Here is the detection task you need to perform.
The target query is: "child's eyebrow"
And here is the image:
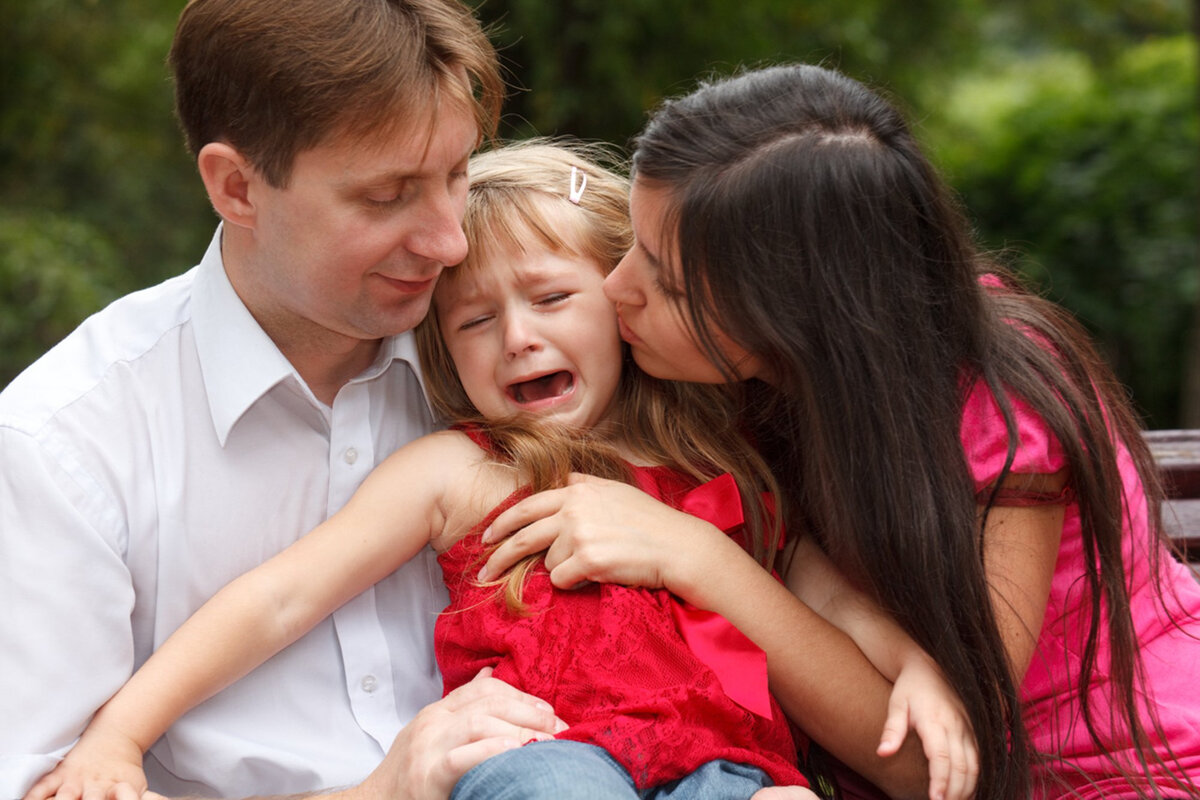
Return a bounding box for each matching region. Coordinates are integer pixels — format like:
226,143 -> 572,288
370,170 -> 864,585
519,266 -> 566,284
446,288 -> 484,305
434,277 -> 486,310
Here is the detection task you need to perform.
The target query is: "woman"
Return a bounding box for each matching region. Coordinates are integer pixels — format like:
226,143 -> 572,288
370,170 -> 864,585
479,64 -> 1200,799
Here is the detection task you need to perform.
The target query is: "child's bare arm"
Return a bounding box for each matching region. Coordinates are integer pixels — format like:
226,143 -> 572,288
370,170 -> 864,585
784,535 -> 921,679
785,535 -> 977,800
22,431 -> 475,800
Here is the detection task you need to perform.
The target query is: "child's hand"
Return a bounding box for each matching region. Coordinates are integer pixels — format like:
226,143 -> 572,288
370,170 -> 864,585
22,725 -> 147,800
877,655 -> 978,800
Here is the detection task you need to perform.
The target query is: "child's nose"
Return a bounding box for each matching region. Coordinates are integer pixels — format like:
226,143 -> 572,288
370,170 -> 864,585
503,313 -> 541,359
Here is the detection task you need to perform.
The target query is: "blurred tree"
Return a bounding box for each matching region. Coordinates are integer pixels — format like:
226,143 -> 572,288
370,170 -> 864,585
474,0 -> 989,145
1,0 -> 1196,428
0,0 -> 212,385
982,0 -> 1188,64
0,210 -> 123,381
925,37 -> 1198,427
1182,0 -> 1200,426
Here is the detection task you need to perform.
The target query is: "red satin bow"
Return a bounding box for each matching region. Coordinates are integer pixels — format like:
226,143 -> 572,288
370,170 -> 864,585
671,473 -> 774,719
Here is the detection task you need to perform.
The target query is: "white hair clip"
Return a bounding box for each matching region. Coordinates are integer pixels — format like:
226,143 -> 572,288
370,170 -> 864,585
568,166 -> 587,205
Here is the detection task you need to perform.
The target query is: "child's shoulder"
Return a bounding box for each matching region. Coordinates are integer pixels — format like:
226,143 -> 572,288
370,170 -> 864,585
410,428 -> 525,549
361,429 -> 491,492
392,427 -> 493,469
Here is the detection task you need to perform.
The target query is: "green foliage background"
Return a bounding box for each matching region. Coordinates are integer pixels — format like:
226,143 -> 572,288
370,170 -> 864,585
2,0 -> 1196,426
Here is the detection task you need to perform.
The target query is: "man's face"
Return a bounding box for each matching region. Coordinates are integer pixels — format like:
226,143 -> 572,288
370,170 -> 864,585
232,101 -> 479,353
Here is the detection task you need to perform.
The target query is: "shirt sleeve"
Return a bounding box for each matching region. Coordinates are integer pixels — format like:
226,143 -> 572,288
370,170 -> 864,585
0,425 -> 137,799
960,378 -> 1070,506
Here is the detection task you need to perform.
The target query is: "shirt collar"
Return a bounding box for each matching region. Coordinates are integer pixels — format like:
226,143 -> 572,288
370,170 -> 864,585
191,225 -> 429,445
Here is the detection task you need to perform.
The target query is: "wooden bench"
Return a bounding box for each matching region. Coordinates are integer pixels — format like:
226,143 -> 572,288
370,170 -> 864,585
1144,429 -> 1200,564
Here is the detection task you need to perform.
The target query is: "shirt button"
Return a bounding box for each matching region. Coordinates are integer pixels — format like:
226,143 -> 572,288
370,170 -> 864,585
360,675 -> 377,693
343,447 -> 358,465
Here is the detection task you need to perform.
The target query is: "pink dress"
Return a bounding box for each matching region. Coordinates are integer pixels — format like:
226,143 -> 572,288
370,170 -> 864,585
962,380 -> 1200,798
433,429 -> 809,790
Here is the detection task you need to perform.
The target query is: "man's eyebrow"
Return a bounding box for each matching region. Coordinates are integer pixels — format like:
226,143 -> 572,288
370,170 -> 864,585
419,135 -> 474,176
354,172 -> 407,188
346,142 -> 474,190
334,169 -> 406,193
456,139 -> 476,167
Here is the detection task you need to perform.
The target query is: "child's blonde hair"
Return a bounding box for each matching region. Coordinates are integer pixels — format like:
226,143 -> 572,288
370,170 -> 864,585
416,138 -> 783,612
418,138 -> 633,421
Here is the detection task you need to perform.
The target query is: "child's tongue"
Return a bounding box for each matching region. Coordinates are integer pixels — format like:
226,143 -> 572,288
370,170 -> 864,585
511,371 -> 573,404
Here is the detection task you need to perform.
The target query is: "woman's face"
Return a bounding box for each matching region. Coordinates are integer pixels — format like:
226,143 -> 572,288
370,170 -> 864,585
603,178 -> 767,384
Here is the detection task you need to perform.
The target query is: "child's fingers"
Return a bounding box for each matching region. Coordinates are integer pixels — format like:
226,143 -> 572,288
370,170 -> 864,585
52,781 -> 82,800
922,732 -> 952,800
921,722 -> 979,800
944,729 -> 979,800
936,733 -> 964,800
104,783 -> 143,800
945,750 -> 968,800
876,696 -> 910,757
913,712 -> 971,800
924,718 -> 976,800
21,771 -> 63,800
953,749 -> 974,800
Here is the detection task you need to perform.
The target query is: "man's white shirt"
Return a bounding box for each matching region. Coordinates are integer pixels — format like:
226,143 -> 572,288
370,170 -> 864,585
0,227 -> 447,798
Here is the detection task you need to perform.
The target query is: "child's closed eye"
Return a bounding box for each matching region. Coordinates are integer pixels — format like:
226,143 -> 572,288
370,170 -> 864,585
458,313 -> 494,331
534,292 -> 571,308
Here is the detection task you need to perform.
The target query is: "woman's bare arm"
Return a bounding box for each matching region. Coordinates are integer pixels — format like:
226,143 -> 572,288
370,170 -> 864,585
480,474 -> 940,799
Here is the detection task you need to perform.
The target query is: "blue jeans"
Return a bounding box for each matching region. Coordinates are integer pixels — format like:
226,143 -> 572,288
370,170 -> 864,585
450,740 -> 776,800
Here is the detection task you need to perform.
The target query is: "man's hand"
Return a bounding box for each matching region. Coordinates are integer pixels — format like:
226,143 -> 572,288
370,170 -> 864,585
351,668 -> 566,800
41,672 -> 562,800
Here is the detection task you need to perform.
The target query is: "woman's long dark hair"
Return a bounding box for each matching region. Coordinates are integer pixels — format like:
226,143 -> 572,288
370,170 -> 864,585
631,63 -> 1189,798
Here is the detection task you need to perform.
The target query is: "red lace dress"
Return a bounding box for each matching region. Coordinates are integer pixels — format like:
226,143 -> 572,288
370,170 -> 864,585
433,431 -> 808,790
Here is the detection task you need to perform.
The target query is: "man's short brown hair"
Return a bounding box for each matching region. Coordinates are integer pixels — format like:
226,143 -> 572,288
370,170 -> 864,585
169,0 -> 503,187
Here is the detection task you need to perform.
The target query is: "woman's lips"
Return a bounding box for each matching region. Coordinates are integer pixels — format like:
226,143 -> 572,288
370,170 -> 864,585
617,314 -> 641,345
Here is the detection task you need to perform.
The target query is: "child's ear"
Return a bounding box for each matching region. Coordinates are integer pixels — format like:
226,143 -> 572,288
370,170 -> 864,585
197,142 -> 260,230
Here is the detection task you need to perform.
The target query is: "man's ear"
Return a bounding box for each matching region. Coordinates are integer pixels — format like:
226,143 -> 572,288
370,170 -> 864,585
197,142 -> 260,229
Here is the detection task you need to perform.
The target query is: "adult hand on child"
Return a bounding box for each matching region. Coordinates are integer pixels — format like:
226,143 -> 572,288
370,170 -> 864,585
877,655 -> 978,800
478,474 -> 733,598
25,669 -> 564,800
351,668 -> 566,800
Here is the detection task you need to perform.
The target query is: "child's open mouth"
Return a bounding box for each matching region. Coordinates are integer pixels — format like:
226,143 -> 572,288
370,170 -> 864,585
507,371 -> 575,405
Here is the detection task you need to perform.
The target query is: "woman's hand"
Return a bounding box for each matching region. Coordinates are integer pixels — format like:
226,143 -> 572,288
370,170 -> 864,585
21,724 -> 147,800
478,473 -> 733,599
878,654 -> 978,800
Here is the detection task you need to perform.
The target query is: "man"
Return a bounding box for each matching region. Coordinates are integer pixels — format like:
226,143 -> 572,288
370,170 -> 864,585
0,2 -> 560,798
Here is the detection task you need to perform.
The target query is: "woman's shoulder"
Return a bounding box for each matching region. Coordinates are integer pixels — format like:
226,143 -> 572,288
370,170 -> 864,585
960,376 -> 1068,487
